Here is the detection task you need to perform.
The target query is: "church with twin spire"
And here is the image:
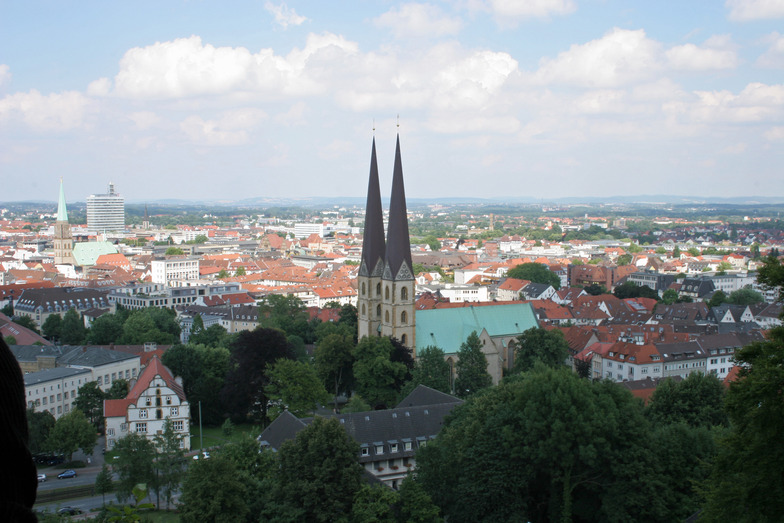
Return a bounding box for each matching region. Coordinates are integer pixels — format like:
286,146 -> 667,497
357,134 -> 416,354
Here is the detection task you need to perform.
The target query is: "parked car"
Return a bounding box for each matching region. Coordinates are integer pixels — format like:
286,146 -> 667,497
57,469 -> 77,479
57,507 -> 82,515
192,451 -> 210,460
37,473 -> 46,482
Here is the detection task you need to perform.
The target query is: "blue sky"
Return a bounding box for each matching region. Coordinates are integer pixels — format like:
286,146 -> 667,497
1,1 -> 783,203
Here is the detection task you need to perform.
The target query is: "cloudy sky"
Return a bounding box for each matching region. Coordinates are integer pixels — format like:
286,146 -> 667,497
1,1 -> 783,203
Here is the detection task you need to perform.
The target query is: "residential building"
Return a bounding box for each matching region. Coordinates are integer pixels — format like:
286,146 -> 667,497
258,385 -> 462,489
151,257 -> 200,284
24,367 -> 92,419
14,287 -> 110,327
104,356 -> 191,450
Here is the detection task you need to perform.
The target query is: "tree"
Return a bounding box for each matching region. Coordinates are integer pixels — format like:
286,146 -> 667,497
351,484 -> 398,522
165,247 -> 184,255
189,323 -> 229,348
582,283 -> 607,296
389,337 -> 416,390
14,314 -> 40,334
353,336 -> 407,408
716,261 -> 733,274
672,245 -> 681,258
646,372 -> 727,428
264,359 -> 330,419
707,290 -> 728,308
234,266 -> 246,276
222,327 -> 294,422
153,420 -> 186,510
616,254 -> 632,266
106,379 -> 129,399
275,417 -> 363,522
662,288 -> 679,305
219,435 -> 279,520
506,263 -> 560,290
217,269 -> 229,279
415,366 -> 669,523
315,332 -> 355,411
119,308 -> 180,345
191,314 -> 204,335
342,395 -> 372,413
612,281 -> 658,300
113,433 -> 156,503
74,381 -> 106,430
454,331 -> 492,398
3,335 -> 16,345
60,308 -> 86,345
727,287 -> 764,306
46,409 -> 96,462
258,294 -> 316,343
163,343 -> 230,426
403,346 -> 451,395
512,327 -> 569,374
86,313 -> 124,344
95,463 -> 113,507
396,476 -> 442,523
41,314 -> 62,341
27,409 -> 56,454
180,456 -> 250,523
687,247 -> 701,257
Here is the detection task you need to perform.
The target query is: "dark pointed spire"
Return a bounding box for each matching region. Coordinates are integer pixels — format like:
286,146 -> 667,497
360,138 -> 386,277
384,134 -> 413,281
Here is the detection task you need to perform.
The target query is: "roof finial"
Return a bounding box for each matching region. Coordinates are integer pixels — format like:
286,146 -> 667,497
372,119 -> 375,135
396,114 -> 400,130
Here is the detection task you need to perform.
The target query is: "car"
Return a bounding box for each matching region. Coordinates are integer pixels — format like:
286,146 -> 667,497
37,473 -> 46,482
192,451 -> 210,460
57,469 -> 77,479
57,507 -> 82,515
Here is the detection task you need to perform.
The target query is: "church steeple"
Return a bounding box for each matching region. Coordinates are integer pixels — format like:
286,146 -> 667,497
383,134 -> 413,282
359,138 -> 385,278
57,178 -> 69,223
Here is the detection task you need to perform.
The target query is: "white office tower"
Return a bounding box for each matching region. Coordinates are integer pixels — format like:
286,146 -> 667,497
87,182 -> 125,233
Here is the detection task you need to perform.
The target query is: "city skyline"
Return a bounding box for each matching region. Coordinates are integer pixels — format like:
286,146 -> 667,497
1,1 -> 783,202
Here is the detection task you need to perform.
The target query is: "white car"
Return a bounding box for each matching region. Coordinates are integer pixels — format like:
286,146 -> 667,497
37,473 -> 46,482
192,451 -> 210,460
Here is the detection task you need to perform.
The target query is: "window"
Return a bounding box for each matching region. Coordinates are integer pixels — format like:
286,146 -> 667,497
139,409 -> 148,419
71,391 -> 75,398
401,311 -> 407,324
390,443 -> 398,453
136,423 -> 147,433
172,421 -> 184,431
361,304 -> 366,317
385,286 -> 390,300
376,305 -> 381,318
171,407 -> 178,416
385,310 -> 390,322
107,428 -> 115,436
146,397 -> 151,406
112,373 -> 117,381
376,283 -> 381,296
104,374 -> 109,384
57,393 -> 61,401
132,368 -> 137,378
125,370 -> 130,379
401,287 -> 408,301
156,409 -> 162,419
401,334 -> 407,345
404,441 -> 412,451
361,282 -> 365,296
361,448 -> 369,457
167,396 -> 172,405
375,445 -> 384,455
97,376 -> 103,386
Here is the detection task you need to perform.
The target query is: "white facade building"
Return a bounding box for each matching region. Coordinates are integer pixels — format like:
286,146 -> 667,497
104,356 -> 191,450
87,182 -> 125,233
151,257 -> 200,284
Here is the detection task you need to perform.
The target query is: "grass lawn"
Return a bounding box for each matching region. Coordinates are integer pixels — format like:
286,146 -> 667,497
189,423 -> 263,450
141,509 -> 180,522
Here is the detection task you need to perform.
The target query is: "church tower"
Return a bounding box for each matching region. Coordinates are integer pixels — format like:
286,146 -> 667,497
380,134 -> 415,352
53,179 -> 75,265
357,138 -> 386,340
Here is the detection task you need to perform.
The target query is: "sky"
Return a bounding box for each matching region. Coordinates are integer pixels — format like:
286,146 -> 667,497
1,0 -> 783,204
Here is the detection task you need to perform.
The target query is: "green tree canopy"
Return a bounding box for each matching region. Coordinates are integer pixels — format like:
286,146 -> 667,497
512,327 -> 569,374
506,263 -> 560,290
14,314 -> 40,334
180,456 -> 250,523
86,313 -> 124,344
41,313 -> 62,341
353,336 -> 408,408
708,289 -> 728,308
646,372 -> 727,428
258,294 -> 316,343
222,327 -> 294,422
454,331 -> 492,398
106,379 -> 129,400
265,359 -> 330,419
74,381 -> 106,430
275,417 -> 363,522
315,332 -> 355,411
189,323 -> 229,348
60,308 -> 86,345
416,366 -> 670,522
727,287 -> 764,305
403,345 -> 451,395
613,281 -> 659,300
662,288 -> 680,305
165,247 -> 184,255
163,343 -> 230,426
113,432 -> 156,503
27,409 -> 56,454
46,409 -> 96,461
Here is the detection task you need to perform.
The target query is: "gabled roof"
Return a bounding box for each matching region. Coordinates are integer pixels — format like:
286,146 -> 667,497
396,384 -> 462,408
127,355 -> 186,403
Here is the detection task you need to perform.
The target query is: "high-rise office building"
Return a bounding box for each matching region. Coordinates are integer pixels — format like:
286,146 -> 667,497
87,182 -> 125,233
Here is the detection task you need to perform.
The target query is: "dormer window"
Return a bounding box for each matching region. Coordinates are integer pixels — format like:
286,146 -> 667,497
390,443 -> 398,453
361,447 -> 369,457
375,444 -> 384,455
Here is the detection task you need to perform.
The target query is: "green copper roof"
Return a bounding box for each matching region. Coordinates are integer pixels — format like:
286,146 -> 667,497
415,303 -> 539,355
72,241 -> 118,267
57,180 -> 68,222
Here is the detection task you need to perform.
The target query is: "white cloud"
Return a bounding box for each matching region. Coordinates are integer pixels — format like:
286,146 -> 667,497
666,35 -> 739,70
726,0 -> 784,21
318,139 -> 354,160
757,32 -> 784,68
128,111 -> 160,130
112,34 -> 357,99
87,77 -> 112,96
764,126 -> 784,140
533,28 -> 662,87
179,108 -> 267,146
481,0 -> 576,27
264,2 -> 308,29
0,90 -> 90,131
374,3 -> 463,39
0,65 -> 11,87
677,82 -> 784,123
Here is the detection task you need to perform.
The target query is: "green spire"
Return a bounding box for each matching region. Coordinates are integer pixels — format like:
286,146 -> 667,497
57,178 -> 68,222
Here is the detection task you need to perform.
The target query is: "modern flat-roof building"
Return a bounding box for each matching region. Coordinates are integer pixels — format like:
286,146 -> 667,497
87,182 -> 125,233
